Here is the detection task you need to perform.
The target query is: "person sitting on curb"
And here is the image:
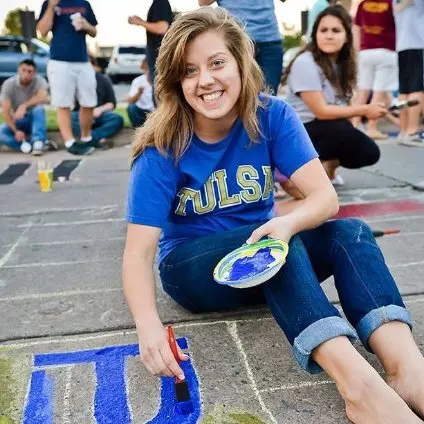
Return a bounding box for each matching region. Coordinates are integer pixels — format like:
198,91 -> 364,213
282,6 -> 385,186
0,59 -> 48,156
127,58 -> 154,128
123,8 -> 424,423
72,56 -> 124,148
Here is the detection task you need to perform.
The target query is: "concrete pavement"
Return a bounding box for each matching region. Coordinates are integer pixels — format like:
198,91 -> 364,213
1,139 -> 424,423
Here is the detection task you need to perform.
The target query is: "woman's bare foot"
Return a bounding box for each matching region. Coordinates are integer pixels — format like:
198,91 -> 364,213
387,362 -> 424,419
343,374 -> 423,424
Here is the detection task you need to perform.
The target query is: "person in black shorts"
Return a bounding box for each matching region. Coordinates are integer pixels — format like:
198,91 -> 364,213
394,0 -> 424,147
128,0 -> 174,106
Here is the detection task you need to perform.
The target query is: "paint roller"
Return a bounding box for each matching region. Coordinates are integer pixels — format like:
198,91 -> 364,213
167,325 -> 194,415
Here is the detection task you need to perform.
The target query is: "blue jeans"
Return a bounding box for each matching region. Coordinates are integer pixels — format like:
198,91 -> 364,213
159,218 -> 412,374
127,104 -> 149,128
0,105 -> 47,151
71,111 -> 124,142
254,40 -> 283,95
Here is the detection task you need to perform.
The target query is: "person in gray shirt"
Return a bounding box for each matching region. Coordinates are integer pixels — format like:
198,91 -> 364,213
283,6 -> 386,186
0,59 -> 49,155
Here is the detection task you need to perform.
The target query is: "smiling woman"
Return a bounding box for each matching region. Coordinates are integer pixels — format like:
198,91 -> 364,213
122,7 -> 424,423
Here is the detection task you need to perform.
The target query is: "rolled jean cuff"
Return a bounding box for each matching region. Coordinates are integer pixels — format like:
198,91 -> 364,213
357,305 -> 412,352
293,316 -> 358,374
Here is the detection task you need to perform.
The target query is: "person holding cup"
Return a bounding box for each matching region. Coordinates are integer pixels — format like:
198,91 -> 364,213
37,0 -> 98,156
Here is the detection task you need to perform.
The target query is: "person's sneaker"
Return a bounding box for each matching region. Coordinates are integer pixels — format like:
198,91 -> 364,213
45,139 -> 58,151
398,133 -> 424,147
20,141 -> 32,154
67,141 -> 95,156
93,138 -> 109,150
31,141 -> 44,156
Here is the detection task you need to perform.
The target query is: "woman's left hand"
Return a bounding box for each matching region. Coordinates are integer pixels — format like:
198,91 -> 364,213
246,216 -> 296,245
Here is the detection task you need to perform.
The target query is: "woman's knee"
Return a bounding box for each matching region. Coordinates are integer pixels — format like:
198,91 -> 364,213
363,141 -> 380,166
328,218 -> 374,243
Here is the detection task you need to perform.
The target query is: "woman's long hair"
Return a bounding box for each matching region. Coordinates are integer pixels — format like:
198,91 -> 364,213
282,6 -> 356,97
132,7 -> 264,162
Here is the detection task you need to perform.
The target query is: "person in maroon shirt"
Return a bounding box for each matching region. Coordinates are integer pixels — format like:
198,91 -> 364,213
352,0 -> 398,139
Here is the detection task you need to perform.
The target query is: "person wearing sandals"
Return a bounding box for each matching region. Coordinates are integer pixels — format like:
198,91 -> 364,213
123,8 -> 424,423
283,6 -> 385,186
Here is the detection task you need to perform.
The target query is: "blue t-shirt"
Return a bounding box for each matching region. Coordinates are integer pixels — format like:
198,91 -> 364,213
126,96 -> 318,264
216,0 -> 281,43
39,0 -> 97,62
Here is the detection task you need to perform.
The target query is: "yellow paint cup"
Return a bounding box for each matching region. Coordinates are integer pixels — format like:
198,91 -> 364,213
38,169 -> 53,192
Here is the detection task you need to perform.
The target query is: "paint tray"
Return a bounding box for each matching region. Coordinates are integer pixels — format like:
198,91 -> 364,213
213,239 -> 289,289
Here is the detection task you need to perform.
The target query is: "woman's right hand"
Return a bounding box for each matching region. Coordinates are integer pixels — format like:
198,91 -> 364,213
137,318 -> 189,380
364,104 -> 387,120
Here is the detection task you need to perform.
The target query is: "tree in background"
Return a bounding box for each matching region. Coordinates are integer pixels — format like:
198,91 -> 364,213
284,31 -> 304,50
2,8 -> 22,36
2,8 -> 50,44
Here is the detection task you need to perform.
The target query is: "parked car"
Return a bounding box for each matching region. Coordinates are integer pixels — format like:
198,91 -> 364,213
106,45 -> 146,83
0,36 -> 49,85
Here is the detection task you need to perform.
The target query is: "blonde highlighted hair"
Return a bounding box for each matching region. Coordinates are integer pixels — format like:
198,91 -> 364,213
132,7 -> 264,162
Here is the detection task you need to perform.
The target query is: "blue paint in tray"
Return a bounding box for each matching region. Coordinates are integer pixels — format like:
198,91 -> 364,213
228,247 -> 275,281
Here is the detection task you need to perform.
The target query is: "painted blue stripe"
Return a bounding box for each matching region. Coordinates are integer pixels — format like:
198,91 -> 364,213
147,338 -> 201,424
23,370 -> 54,424
94,355 -> 132,424
34,344 -> 139,367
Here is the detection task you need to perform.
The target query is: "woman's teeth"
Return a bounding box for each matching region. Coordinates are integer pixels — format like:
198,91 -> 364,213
202,91 -> 223,102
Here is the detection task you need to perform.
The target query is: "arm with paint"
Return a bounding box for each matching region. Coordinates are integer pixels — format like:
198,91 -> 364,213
122,224 -> 189,379
123,154 -> 188,379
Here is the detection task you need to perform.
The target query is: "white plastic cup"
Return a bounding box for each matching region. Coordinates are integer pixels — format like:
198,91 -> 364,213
70,12 -> 83,31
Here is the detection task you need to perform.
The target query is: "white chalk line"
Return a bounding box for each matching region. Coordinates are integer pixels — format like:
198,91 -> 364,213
1,237 -> 125,249
62,366 -> 73,424
0,205 -> 118,217
13,213 -> 424,229
2,257 -> 120,270
389,260 -> 424,269
0,287 -> 122,302
2,255 -> 424,302
227,322 -> 277,424
2,295 -> 424,348
17,218 -> 125,228
0,221 -> 32,269
364,214 -> 424,223
259,379 -> 334,393
3,229 -> 424,250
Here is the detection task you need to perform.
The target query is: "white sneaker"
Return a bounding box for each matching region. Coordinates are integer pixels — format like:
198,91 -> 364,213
32,141 -> 44,156
20,141 -> 32,154
331,174 -> 345,186
399,133 -> 424,147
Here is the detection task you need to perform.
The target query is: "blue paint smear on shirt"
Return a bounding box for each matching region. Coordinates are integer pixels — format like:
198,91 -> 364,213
23,370 -> 54,424
228,247 -> 275,281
